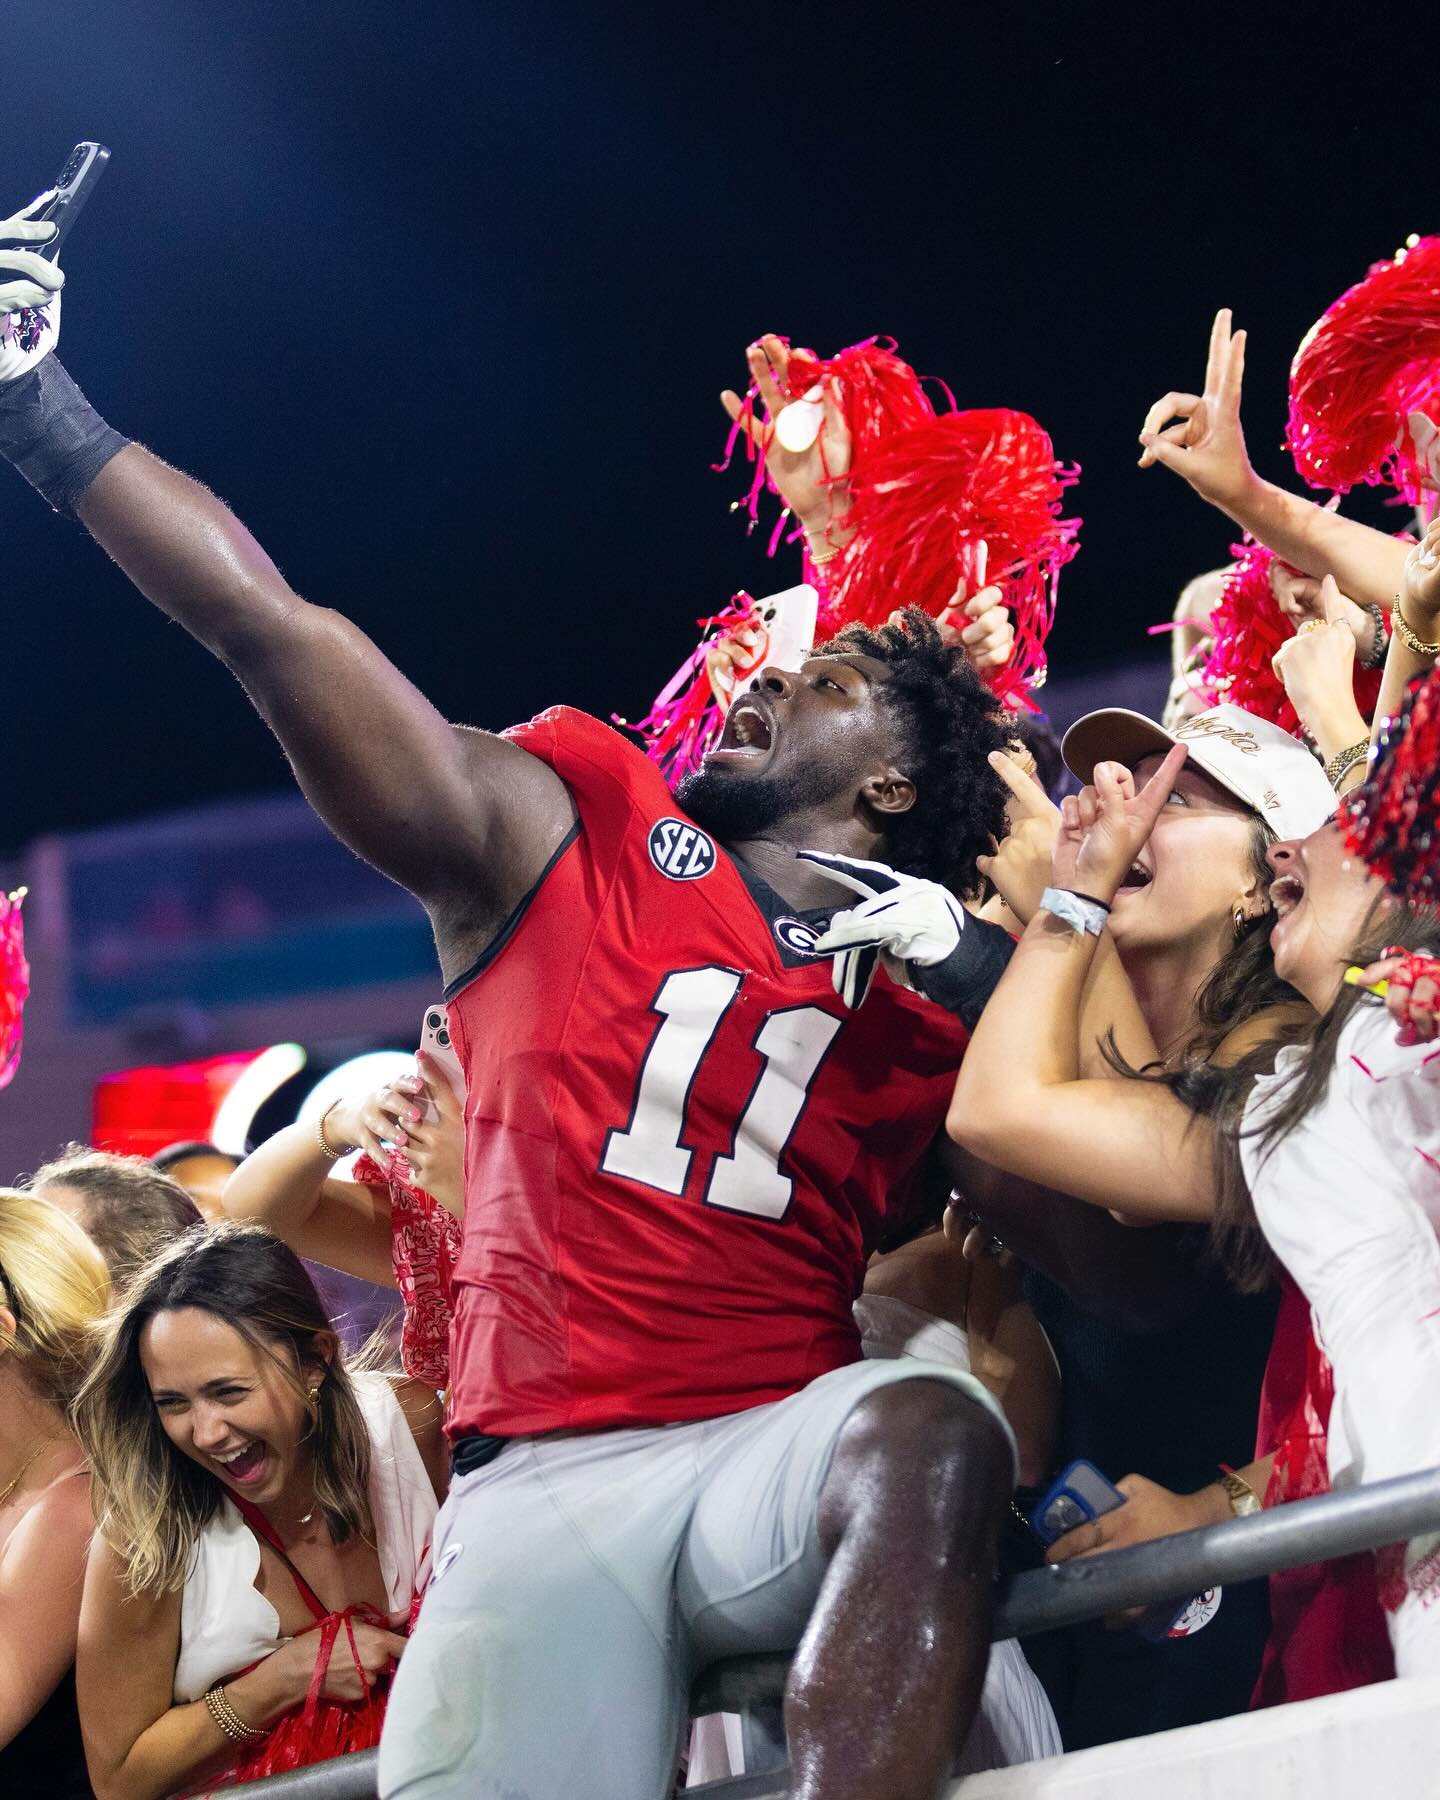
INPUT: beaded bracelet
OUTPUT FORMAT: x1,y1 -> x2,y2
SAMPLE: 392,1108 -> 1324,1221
204,1683 -> 265,1743
315,1098 -> 355,1163
1359,601 -> 1389,670
1391,597 -> 1440,659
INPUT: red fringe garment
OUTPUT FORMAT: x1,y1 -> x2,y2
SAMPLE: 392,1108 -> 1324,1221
1250,1274 -> 1394,1708
1193,541 -> 1383,734
1343,664 -> 1440,902
0,888 -> 28,1092
1287,234 -> 1440,502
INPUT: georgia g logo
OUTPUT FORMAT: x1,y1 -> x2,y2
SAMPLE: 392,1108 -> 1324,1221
648,818 -> 718,882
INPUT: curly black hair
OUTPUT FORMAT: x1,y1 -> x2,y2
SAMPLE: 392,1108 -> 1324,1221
815,606 -> 1013,893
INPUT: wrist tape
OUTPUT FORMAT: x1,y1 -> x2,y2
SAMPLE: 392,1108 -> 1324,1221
911,914 -> 1016,1029
0,356 -> 130,516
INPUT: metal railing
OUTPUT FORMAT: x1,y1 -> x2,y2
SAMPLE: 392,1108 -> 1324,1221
230,1464 -> 1440,1797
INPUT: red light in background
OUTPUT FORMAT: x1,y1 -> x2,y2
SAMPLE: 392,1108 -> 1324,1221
92,1049 -> 271,1157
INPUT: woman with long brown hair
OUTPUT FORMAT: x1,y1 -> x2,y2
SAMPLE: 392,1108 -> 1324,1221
73,1222 -> 446,1799
0,1189 -> 110,1799
949,732 -> 1440,1678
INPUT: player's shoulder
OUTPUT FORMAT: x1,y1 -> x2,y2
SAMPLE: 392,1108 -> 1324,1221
504,706 -> 688,830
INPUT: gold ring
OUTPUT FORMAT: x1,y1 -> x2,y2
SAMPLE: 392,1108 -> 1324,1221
1297,619 -> 1326,636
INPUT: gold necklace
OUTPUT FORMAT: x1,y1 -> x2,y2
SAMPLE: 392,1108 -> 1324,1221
0,1434 -> 59,1508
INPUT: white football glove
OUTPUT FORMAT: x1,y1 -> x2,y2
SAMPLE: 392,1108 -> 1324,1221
800,848 -> 1016,1020
801,850 -> 968,1008
0,191 -> 64,383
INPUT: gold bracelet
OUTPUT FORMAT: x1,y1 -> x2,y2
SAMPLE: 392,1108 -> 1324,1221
203,1683 -> 266,1743
1392,598 -> 1440,658
1218,1469 -> 1262,1518
1324,738 -> 1370,790
315,1098 -> 354,1163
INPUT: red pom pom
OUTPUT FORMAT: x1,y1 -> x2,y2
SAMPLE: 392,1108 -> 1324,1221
1344,667 -> 1440,902
1287,234 -> 1440,501
715,336 -> 940,556
821,409 -> 1080,706
715,337 -> 1078,705
1192,542 -> 1383,732
0,889 -> 28,1094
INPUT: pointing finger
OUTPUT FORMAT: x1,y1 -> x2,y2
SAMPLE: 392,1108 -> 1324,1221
1217,326 -> 1247,415
985,748 -> 1056,817
1203,307 -> 1232,397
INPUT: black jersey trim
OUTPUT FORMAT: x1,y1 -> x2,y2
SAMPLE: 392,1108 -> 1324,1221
442,820 -> 582,1002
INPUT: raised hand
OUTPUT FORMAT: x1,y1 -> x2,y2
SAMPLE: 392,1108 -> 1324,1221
720,334 -> 852,542
1270,574 -> 1366,755
704,621 -> 767,708
0,192 -> 62,312
975,748 -> 1062,925
1401,516 -> 1440,633
1051,744 -> 1188,906
1270,562 -> 1379,663
1352,950 -> 1440,1046
0,192 -> 64,384
1137,308 -> 1257,515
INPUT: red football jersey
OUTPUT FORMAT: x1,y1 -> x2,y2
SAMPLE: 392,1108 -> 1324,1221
444,707 -> 970,1438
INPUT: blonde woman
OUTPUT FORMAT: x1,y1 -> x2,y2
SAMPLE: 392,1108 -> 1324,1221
0,1189 -> 110,1799
73,1223 -> 446,1799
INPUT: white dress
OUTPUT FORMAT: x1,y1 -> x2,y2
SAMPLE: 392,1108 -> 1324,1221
1243,1003 -> 1440,1677
174,1372 -> 437,1703
687,1299 -> 1062,1784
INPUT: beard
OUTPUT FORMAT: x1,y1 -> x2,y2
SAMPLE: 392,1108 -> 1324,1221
675,754 -> 848,845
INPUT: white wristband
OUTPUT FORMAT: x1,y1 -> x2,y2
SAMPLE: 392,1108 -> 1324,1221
1039,887 -> 1110,937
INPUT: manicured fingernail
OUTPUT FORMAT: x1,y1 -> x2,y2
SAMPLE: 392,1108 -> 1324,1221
394,1130 -> 408,1147
407,1107 -> 422,1122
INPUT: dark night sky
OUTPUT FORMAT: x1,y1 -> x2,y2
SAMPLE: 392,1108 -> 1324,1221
1,1 -> 1428,853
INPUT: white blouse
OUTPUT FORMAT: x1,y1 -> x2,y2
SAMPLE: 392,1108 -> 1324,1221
1242,1002 -> 1440,1491
173,1372 -> 436,1704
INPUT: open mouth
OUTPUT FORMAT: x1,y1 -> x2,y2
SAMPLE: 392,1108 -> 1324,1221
1269,873 -> 1306,918
214,1440 -> 269,1486
709,696 -> 776,765
1114,862 -> 1153,896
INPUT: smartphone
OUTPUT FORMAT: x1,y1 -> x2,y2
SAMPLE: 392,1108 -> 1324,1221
24,141 -> 111,264
1029,1458 -> 1209,1642
1027,1458 -> 1125,1545
710,584 -> 820,707
417,1005 -> 465,1120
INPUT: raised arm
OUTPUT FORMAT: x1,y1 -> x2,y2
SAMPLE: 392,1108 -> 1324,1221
0,294 -> 573,978
948,747 -> 1218,1222
1138,309 -> 1409,611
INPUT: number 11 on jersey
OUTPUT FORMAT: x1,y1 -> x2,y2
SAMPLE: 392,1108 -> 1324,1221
600,966 -> 841,1220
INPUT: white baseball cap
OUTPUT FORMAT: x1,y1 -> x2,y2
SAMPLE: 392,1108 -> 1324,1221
1060,703 -> 1336,843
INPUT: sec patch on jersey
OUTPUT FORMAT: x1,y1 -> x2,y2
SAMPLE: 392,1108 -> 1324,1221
648,817 -> 717,881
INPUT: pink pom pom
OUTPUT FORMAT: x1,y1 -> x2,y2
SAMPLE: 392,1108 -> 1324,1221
618,594 -> 760,780
0,888 -> 29,1093
1287,234 -> 1440,502
1191,542 -> 1384,733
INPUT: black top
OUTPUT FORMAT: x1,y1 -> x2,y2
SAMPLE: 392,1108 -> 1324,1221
1,1666 -> 94,1800
1020,1263 -> 1279,1750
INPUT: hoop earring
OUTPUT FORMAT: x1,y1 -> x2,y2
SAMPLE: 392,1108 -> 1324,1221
1234,907 -> 1247,935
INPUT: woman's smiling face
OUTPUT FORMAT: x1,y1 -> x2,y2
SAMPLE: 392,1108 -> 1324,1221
1267,820 -> 1385,1008
1106,752 -> 1266,959
139,1305 -> 322,1508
